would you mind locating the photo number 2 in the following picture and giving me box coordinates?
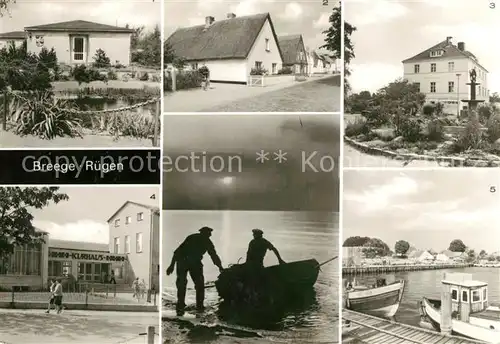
[322,0,328,6]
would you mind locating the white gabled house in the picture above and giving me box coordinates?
[307,48,339,75]
[166,13,284,84]
[408,250,434,262]
[436,250,466,262]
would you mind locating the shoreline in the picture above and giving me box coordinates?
[342,263,474,275]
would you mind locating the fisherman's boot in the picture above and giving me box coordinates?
[176,282,187,316]
[175,304,185,316]
[195,285,205,313]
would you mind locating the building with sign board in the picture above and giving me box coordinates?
[0,201,160,290]
[107,201,160,290]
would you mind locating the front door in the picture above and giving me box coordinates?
[72,36,86,63]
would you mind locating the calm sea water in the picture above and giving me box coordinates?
[343,267,500,327]
[163,210,339,344]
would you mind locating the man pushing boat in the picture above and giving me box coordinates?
[166,226,224,316]
[246,229,286,268]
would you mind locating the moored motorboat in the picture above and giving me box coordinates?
[419,272,500,344]
[345,279,405,318]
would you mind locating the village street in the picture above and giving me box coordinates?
[164,75,340,113]
[0,309,159,344]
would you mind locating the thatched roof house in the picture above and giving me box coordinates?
[307,48,338,74]
[277,34,308,74]
[166,12,285,83]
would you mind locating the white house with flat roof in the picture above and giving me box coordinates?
[24,20,134,66]
[0,31,25,49]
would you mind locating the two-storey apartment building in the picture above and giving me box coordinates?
[107,201,160,290]
[402,36,489,115]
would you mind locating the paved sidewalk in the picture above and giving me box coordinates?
[164,74,338,112]
[0,309,159,344]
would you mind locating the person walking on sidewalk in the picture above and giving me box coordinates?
[132,277,140,301]
[199,65,210,91]
[45,279,56,313]
[53,279,64,314]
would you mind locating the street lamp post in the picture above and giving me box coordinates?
[456,73,461,119]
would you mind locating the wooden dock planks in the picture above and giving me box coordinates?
[342,309,485,344]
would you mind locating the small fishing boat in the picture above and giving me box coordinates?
[419,272,500,343]
[215,258,329,306]
[345,278,405,318]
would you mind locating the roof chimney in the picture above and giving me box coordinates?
[205,16,215,28]
[457,42,465,51]
[446,36,452,44]
[227,13,236,19]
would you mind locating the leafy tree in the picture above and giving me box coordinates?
[321,4,341,59]
[343,236,371,247]
[0,42,55,91]
[375,79,426,118]
[394,240,410,256]
[362,238,391,257]
[465,249,476,263]
[130,24,161,67]
[129,25,145,50]
[0,187,69,259]
[488,255,496,262]
[164,41,175,65]
[496,256,500,262]
[0,0,15,16]
[320,3,355,94]
[448,239,467,252]
[479,250,487,258]
[346,91,372,113]
[490,92,500,103]
[92,48,111,68]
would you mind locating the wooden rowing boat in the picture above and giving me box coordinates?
[345,279,405,318]
[215,259,320,306]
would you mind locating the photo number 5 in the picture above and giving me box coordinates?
[490,186,496,193]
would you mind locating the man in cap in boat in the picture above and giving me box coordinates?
[166,226,224,316]
[246,229,285,268]
[242,229,285,303]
